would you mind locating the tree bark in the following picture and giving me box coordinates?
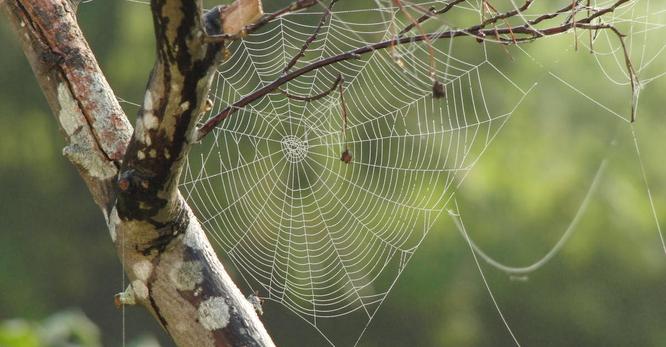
[1,0,274,346]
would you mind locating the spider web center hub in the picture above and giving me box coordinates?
[281,135,308,163]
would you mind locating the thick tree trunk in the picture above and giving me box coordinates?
[1,0,274,346]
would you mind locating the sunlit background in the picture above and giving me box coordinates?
[1,0,665,346]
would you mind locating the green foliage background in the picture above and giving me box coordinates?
[1,1,665,346]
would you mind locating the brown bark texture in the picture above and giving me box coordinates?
[1,0,274,346]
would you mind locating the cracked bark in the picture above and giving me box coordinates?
[1,0,274,346]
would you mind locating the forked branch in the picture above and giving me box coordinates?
[196,0,637,141]
[283,0,338,73]
[2,0,275,346]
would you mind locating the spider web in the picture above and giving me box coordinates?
[181,1,530,344]
[112,0,666,345]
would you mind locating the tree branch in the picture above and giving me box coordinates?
[282,0,338,74]
[0,0,131,211]
[2,0,275,346]
[114,0,274,345]
[196,0,634,140]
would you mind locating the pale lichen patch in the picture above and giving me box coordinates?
[149,149,157,158]
[131,280,149,300]
[169,260,204,291]
[107,206,120,242]
[133,118,152,146]
[143,91,153,112]
[57,83,82,137]
[136,91,159,139]
[179,101,190,112]
[143,112,159,130]
[182,213,205,250]
[133,260,153,282]
[198,297,230,331]
[134,117,145,140]
[137,150,146,160]
[57,84,116,180]
[62,143,116,180]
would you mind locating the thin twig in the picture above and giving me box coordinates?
[398,0,467,37]
[393,0,439,90]
[338,74,351,163]
[587,0,593,53]
[283,0,338,74]
[196,0,635,139]
[480,0,533,29]
[277,74,342,101]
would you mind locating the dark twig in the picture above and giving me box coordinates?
[196,0,637,139]
[577,23,638,122]
[277,74,342,101]
[283,0,338,74]
[480,0,533,29]
[587,0,593,53]
[572,0,578,50]
[529,1,580,26]
[393,0,441,96]
[338,75,351,163]
[482,0,517,58]
[397,0,466,37]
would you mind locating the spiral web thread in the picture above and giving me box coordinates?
[104,0,666,345]
[180,1,524,342]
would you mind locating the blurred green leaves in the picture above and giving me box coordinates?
[0,310,162,347]
[0,310,101,347]
[0,321,40,347]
